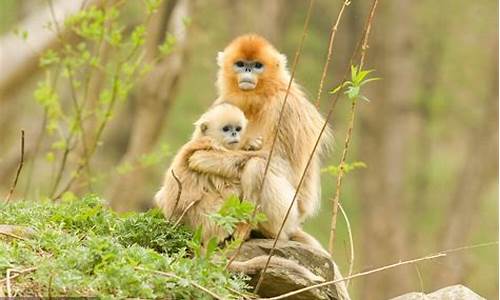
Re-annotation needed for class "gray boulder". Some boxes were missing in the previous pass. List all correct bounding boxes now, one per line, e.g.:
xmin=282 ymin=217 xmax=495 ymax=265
xmin=230 ymin=239 xmax=351 ymax=300
xmin=390 ymin=285 xmax=486 ymax=300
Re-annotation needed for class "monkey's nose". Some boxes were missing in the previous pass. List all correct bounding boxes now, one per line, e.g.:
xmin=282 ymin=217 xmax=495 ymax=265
xmin=232 ymin=132 xmax=237 ymax=137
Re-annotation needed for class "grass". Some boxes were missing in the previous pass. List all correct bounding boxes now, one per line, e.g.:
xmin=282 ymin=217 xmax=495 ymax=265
xmin=0 ymin=195 xmax=250 ymax=298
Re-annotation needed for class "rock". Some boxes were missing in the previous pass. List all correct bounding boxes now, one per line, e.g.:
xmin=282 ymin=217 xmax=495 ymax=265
xmin=230 ymin=239 xmax=350 ymax=300
xmin=0 ymin=224 xmax=35 ymax=239
xmin=390 ymin=285 xmax=486 ymax=300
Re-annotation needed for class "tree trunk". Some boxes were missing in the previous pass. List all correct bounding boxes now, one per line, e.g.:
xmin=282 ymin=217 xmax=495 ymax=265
xmin=432 ymin=43 xmax=499 ymax=285
xmin=357 ymin=1 xmax=418 ymax=298
xmin=0 ymin=0 xmax=104 ymax=101
xmin=107 ymin=0 xmax=191 ymax=212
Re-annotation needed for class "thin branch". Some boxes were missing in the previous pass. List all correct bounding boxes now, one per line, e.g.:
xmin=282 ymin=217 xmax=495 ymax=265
xmin=414 ymin=264 xmax=424 ymax=294
xmin=328 ymin=0 xmax=379 ymax=254
xmin=135 ymin=266 xmax=223 ymax=300
xmin=261 ymin=253 xmax=446 ymax=300
xmin=169 ymin=170 xmax=182 ymax=219
xmin=338 ymin=202 xmax=354 ymax=287
xmin=314 ymin=0 xmax=351 ymax=108
xmin=174 ymin=199 xmax=199 ymax=227
xmin=0 ymin=267 xmax=37 ymax=284
xmin=261 ymin=240 xmax=498 ymax=300
xmin=4 ymin=130 xmax=25 ymax=203
xmin=251 ymin=0 xmax=315 ymax=292
xmin=255 ymin=0 xmax=379 ymax=291
xmin=0 ymin=230 xmax=27 ymax=241
xmin=3 ymin=267 xmax=37 ymax=297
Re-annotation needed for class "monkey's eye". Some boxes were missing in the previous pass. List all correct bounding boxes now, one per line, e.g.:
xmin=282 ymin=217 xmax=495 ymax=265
xmin=235 ymin=61 xmax=245 ymax=68
xmin=235 ymin=126 xmax=242 ymax=132
xmin=254 ymin=62 xmax=263 ymax=69
xmin=222 ymin=126 xmax=230 ymax=132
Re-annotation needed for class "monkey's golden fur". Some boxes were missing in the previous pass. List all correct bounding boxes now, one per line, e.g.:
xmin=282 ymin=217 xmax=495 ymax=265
xmin=210 ymin=34 xmax=333 ymax=249
xmin=154 ymin=103 xmax=261 ymax=244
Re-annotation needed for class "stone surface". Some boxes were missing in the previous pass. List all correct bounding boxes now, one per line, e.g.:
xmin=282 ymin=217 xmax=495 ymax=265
xmin=232 ymin=239 xmax=350 ymax=300
xmin=0 ymin=224 xmax=35 ymax=239
xmin=390 ymin=285 xmax=486 ymax=300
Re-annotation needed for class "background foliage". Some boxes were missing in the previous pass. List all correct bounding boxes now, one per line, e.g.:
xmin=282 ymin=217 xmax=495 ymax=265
xmin=0 ymin=0 xmax=497 ymax=299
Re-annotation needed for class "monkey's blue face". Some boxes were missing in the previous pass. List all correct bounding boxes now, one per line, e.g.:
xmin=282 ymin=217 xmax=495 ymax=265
xmin=233 ymin=60 xmax=265 ymax=90
xmin=221 ymin=123 xmax=243 ymax=149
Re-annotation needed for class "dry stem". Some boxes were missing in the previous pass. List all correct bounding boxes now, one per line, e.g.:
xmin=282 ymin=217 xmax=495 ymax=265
xmin=338 ymin=203 xmax=354 ymax=287
xmin=252 ymin=0 xmax=315 ymax=291
xmin=173 ymin=199 xmax=199 ymax=227
xmin=169 ymin=170 xmax=183 ymax=219
xmin=4 ymin=130 xmax=25 ymax=203
xmin=3 ymin=267 xmax=37 ymax=297
xmin=135 ymin=266 xmax=223 ymax=300
xmin=261 ymin=253 xmax=446 ymax=300
xmin=223 ymin=0 xmax=315 ymax=289
xmin=261 ymin=240 xmax=498 ymax=300
xmin=314 ymin=0 xmax=351 ymax=108
xmin=0 ymin=231 xmax=27 ymax=241
xmin=328 ymin=0 xmax=379 ymax=255
xmin=256 ymin=0 xmax=379 ymax=291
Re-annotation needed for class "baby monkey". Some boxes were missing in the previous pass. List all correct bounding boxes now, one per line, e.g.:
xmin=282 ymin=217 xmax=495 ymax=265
xmin=155 ymin=103 xmax=327 ymax=285
xmin=155 ymin=103 xmax=263 ymax=245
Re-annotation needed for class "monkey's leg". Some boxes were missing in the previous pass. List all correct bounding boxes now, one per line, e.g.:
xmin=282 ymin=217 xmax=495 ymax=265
xmin=297 ymin=156 xmax=322 ymax=220
xmin=241 ymin=158 xmax=300 ymax=240
xmin=188 ymin=150 xmax=257 ymax=179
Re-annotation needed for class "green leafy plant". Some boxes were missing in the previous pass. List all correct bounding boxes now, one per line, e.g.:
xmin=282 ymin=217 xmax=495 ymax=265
xmin=209 ymin=195 xmax=267 ymax=233
xmin=330 ymin=65 xmax=380 ymax=102
xmin=322 ymin=161 xmax=367 ymax=176
xmin=0 ymin=195 xmax=250 ymax=298
xmin=26 ymin=1 xmax=177 ymax=199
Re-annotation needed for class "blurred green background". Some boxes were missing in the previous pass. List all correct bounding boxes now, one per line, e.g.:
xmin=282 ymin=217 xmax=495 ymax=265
xmin=0 ymin=0 xmax=498 ymax=299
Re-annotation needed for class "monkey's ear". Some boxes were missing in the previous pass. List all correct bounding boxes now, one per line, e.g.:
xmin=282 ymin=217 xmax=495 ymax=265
xmin=278 ymin=53 xmax=288 ymax=68
xmin=216 ymin=51 xmax=225 ymax=67
xmin=199 ymin=122 xmax=208 ymax=134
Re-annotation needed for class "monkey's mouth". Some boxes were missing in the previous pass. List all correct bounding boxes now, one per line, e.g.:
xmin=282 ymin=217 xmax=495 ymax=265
xmin=228 ymin=140 xmax=239 ymax=145
xmin=239 ymin=80 xmax=256 ymax=90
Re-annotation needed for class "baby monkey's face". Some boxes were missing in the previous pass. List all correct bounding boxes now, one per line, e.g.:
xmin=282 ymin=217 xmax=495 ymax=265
xmin=218 ymin=122 xmax=244 ymax=149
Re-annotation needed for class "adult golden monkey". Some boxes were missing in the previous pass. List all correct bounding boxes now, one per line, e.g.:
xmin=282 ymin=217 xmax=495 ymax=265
xmin=217 ymin=34 xmax=332 ymax=218
xmin=188 ymin=34 xmax=332 ymax=248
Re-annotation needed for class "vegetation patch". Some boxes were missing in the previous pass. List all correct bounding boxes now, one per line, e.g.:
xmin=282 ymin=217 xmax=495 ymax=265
xmin=0 ymin=195 xmax=250 ymax=298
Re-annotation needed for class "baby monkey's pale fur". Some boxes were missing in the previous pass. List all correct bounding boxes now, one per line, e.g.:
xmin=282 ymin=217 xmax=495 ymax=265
xmin=155 ymin=103 xmax=319 ymax=249
xmin=155 ymin=103 xmax=259 ymax=244
xmin=154 ymin=103 xmax=329 ymax=285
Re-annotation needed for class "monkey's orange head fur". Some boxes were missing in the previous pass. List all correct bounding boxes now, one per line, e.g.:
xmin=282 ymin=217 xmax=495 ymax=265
xmin=216 ymin=34 xmax=289 ymax=99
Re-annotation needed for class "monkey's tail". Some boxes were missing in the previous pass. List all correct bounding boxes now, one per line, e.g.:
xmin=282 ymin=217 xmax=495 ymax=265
xmin=227 ymin=255 xmax=324 ymax=283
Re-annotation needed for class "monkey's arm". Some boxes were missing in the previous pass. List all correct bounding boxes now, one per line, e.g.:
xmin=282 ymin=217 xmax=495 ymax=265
xmin=188 ymin=150 xmax=265 ymax=179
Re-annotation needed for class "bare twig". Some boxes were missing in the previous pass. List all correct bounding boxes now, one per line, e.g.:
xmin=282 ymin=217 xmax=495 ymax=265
xmin=261 ymin=253 xmax=446 ymax=300
xmin=0 ymin=231 xmax=27 ymax=241
xmin=261 ymin=240 xmax=498 ymax=300
xmin=338 ymin=203 xmax=354 ymax=287
xmin=252 ymin=0 xmax=315 ymax=292
xmin=414 ymin=264 xmax=424 ymax=294
xmin=170 ymin=170 xmax=182 ymax=219
xmin=174 ymin=199 xmax=199 ymax=227
xmin=222 ymin=0 xmax=315 ymax=281
xmin=255 ymin=0 xmax=379 ymax=291
xmin=4 ymin=130 xmax=25 ymax=203
xmin=328 ymin=0 xmax=379 ymax=254
xmin=135 ymin=266 xmax=223 ymax=300
xmin=314 ymin=0 xmax=351 ymax=108
xmin=3 ymin=267 xmax=37 ymax=297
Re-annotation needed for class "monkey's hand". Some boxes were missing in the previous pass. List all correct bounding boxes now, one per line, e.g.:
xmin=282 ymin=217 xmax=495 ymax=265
xmin=243 ymin=136 xmax=263 ymax=151
xmin=233 ymin=222 xmax=252 ymax=241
